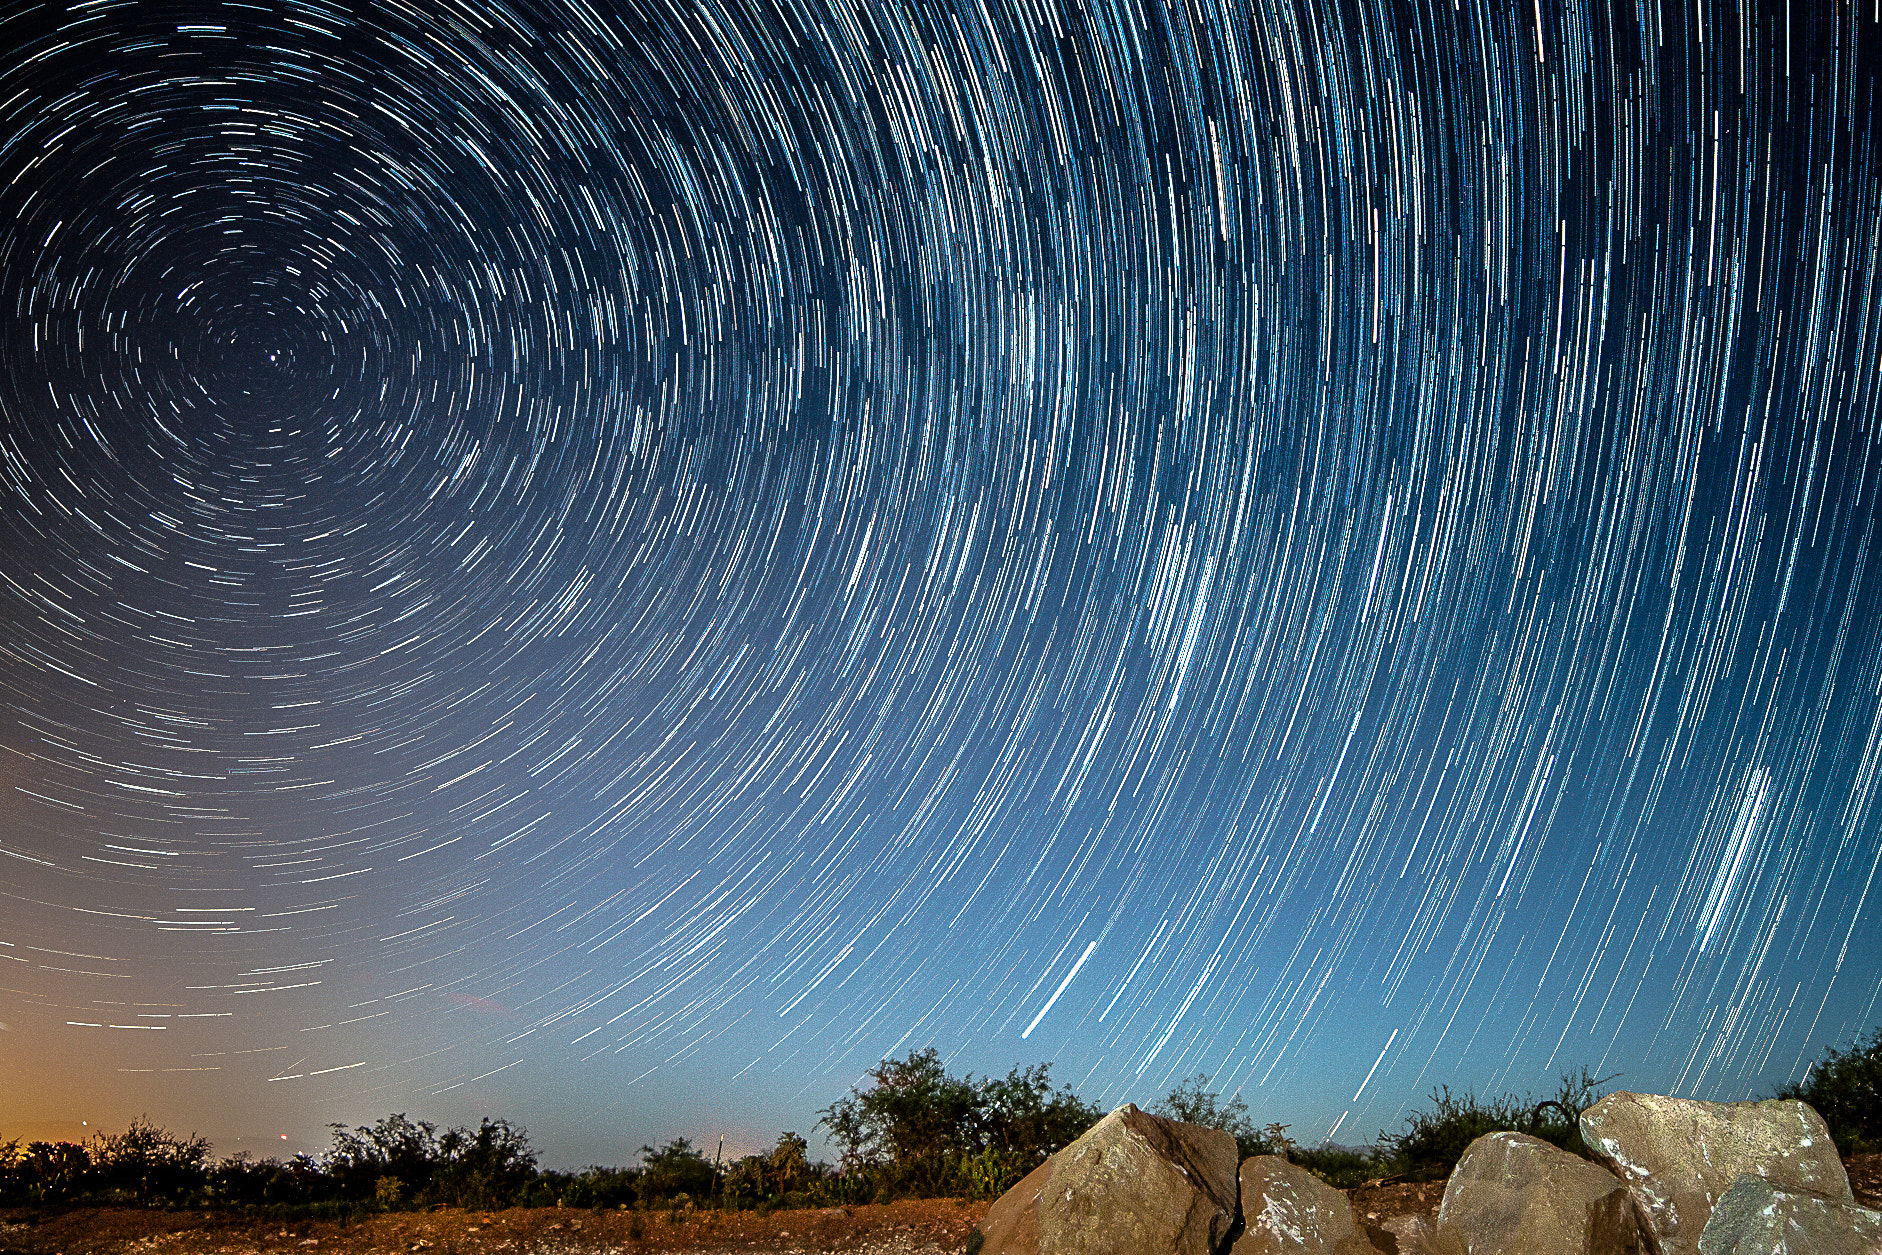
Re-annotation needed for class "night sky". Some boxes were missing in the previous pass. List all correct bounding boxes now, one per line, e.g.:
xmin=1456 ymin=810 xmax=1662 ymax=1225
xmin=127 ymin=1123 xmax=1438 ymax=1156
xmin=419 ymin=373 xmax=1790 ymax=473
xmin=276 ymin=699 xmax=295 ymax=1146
xmin=2 ymin=0 xmax=1879 ymax=1171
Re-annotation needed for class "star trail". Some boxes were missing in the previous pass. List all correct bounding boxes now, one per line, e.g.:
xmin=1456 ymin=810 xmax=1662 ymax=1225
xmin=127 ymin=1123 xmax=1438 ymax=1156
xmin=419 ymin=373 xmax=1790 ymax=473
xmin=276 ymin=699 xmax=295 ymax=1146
xmin=1 ymin=0 xmax=1880 ymax=1167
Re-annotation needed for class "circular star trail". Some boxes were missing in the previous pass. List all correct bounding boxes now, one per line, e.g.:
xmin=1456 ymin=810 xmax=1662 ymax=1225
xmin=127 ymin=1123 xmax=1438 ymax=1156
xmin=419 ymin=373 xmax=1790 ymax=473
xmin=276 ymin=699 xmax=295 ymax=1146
xmin=1 ymin=0 xmax=1879 ymax=1158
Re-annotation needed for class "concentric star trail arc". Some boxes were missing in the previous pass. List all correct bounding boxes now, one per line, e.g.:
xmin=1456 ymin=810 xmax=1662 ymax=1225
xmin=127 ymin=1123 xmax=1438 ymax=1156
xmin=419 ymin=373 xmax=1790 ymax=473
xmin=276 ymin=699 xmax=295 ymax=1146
xmin=0 ymin=0 xmax=1879 ymax=1165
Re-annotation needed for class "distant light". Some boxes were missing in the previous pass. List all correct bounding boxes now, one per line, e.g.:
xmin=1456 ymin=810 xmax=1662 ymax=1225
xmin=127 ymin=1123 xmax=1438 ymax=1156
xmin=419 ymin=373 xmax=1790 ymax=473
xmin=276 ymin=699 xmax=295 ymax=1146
xmin=281 ymin=1134 xmax=289 ymax=1140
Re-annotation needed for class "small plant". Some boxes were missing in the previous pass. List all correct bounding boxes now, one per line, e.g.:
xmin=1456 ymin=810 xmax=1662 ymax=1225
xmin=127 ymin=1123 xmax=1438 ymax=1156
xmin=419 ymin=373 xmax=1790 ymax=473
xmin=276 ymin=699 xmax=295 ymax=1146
xmin=1777 ymin=1026 xmax=1881 ymax=1155
xmin=1261 ymin=1123 xmax=1297 ymax=1162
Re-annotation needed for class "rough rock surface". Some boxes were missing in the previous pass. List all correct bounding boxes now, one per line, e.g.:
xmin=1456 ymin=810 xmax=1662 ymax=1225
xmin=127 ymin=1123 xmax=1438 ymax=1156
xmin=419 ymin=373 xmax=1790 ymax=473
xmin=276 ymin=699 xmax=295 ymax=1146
xmin=1432 ymin=1132 xmax=1640 ymax=1255
xmin=1376 ymin=1213 xmax=1442 ymax=1255
xmin=1695 ymin=1174 xmax=1882 ymax=1255
xmin=976 ymin=1104 xmax=1239 ymax=1255
xmin=1579 ymin=1093 xmax=1852 ymax=1255
xmin=1231 ymin=1155 xmax=1382 ymax=1255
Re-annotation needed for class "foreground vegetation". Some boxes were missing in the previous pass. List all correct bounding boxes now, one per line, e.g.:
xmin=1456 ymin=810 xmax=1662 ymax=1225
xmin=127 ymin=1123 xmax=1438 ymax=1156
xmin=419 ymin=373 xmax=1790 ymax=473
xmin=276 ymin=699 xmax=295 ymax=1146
xmin=5 ymin=1028 xmax=1875 ymax=1213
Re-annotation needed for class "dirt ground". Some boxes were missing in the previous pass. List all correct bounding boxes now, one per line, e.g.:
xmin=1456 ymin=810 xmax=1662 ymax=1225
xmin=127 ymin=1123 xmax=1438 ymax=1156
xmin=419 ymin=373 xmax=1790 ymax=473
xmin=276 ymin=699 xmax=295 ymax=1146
xmin=0 ymin=1198 xmax=981 ymax=1255
xmin=1849 ymin=1152 xmax=1882 ymax=1208
xmin=3 ymin=1159 xmax=1875 ymax=1255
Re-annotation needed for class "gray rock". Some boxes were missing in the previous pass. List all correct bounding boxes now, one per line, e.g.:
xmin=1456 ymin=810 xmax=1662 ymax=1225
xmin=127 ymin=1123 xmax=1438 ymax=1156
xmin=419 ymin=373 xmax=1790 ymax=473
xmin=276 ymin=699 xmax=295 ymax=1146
xmin=1377 ymin=1213 xmax=1441 ymax=1255
xmin=1579 ymin=1093 xmax=1851 ymax=1255
xmin=1432 ymin=1131 xmax=1640 ymax=1255
xmin=1696 ymin=1174 xmax=1882 ymax=1255
xmin=1231 ymin=1155 xmax=1383 ymax=1255
xmin=976 ymin=1103 xmax=1239 ymax=1255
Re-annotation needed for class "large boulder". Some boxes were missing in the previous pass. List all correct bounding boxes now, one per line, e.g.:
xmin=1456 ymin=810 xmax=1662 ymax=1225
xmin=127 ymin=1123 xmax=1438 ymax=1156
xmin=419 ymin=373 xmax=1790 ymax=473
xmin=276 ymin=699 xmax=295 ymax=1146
xmin=1579 ymin=1093 xmax=1852 ymax=1255
xmin=1432 ymin=1131 xmax=1641 ymax=1255
xmin=976 ymin=1103 xmax=1239 ymax=1255
xmin=1696 ymin=1174 xmax=1882 ymax=1255
xmin=1231 ymin=1155 xmax=1383 ymax=1255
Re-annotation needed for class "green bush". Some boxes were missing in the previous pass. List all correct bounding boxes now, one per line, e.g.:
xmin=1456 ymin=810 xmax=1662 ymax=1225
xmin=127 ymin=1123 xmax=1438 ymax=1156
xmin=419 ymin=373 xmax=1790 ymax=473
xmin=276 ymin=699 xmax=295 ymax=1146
xmin=1151 ymin=1075 xmax=1273 ymax=1162
xmin=1777 ymin=1026 xmax=1881 ymax=1155
xmin=1377 ymin=1068 xmax=1616 ymax=1181
xmin=817 ymin=1049 xmax=1100 ymax=1201
xmin=636 ymin=1137 xmax=715 ymax=1202
xmin=1291 ymin=1144 xmax=1387 ymax=1189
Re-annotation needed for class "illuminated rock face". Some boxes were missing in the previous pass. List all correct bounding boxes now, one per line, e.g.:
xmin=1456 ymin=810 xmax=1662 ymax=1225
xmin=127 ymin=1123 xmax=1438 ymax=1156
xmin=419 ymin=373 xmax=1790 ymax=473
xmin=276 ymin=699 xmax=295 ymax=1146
xmin=1231 ymin=1156 xmax=1382 ymax=1255
xmin=1433 ymin=1131 xmax=1639 ymax=1255
xmin=1695 ymin=1174 xmax=1882 ymax=1255
xmin=976 ymin=1104 xmax=1239 ymax=1255
xmin=1578 ymin=1093 xmax=1852 ymax=1255
xmin=979 ymin=1092 xmax=1870 ymax=1255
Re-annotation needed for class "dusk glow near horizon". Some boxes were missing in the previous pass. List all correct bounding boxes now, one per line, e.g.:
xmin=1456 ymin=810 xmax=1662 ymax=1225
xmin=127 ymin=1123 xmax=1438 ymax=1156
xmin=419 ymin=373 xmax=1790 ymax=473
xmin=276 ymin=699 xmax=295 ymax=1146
xmin=1 ymin=0 xmax=1879 ymax=1172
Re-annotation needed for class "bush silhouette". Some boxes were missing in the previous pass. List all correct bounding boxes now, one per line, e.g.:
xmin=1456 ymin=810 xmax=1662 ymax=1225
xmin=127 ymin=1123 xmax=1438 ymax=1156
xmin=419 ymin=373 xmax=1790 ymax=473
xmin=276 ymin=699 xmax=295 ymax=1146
xmin=323 ymin=1113 xmax=441 ymax=1203
xmin=1152 ymin=1074 xmax=1272 ymax=1161
xmin=87 ymin=1116 xmax=212 ymax=1205
xmin=0 ymin=1138 xmax=92 ymax=1203
xmin=1777 ymin=1026 xmax=1881 ymax=1155
xmin=433 ymin=1118 xmax=537 ymax=1209
xmin=318 ymin=1112 xmax=537 ymax=1208
xmin=1377 ymin=1067 xmax=1616 ymax=1181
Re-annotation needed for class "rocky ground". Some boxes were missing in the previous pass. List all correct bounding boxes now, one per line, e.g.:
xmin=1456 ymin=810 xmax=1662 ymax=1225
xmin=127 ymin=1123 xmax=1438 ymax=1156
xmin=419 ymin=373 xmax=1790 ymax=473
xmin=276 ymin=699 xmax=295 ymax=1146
xmin=3 ymin=1157 xmax=1875 ymax=1255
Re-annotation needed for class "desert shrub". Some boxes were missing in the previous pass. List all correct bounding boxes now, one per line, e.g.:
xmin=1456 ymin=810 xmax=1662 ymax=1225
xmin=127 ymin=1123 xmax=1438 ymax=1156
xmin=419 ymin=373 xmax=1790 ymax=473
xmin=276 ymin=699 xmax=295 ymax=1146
xmin=432 ymin=1118 xmax=537 ymax=1209
xmin=979 ymin=1065 xmax=1103 ymax=1162
xmin=0 ymin=1139 xmax=91 ymax=1204
xmin=817 ymin=1049 xmax=1100 ymax=1200
xmin=1152 ymin=1075 xmax=1272 ymax=1162
xmin=821 ymin=1048 xmax=983 ymax=1197
xmin=636 ymin=1137 xmax=714 ymax=1202
xmin=719 ymin=1152 xmax=767 ymax=1205
xmin=764 ymin=1131 xmax=812 ymax=1195
xmin=322 ymin=1113 xmax=442 ymax=1203
xmin=203 ymin=1152 xmax=322 ymax=1206
xmin=719 ymin=1131 xmax=832 ymax=1206
xmin=1378 ymin=1067 xmax=1616 ymax=1181
xmin=953 ymin=1145 xmax=1030 ymax=1200
xmin=86 ymin=1116 xmax=212 ymax=1205
xmin=1380 ymin=1086 xmax=1529 ymax=1181
xmin=1777 ymin=1026 xmax=1882 ymax=1155
xmin=1291 ymin=1144 xmax=1386 ymax=1189
xmin=520 ymin=1175 xmax=562 ymax=1208
xmin=317 ymin=1113 xmax=541 ymax=1208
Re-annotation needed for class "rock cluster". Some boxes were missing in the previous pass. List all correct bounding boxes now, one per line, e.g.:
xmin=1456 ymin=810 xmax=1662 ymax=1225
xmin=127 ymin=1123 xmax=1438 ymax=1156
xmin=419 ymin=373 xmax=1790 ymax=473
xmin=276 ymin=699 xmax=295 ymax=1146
xmin=975 ymin=1093 xmax=1880 ymax=1255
